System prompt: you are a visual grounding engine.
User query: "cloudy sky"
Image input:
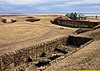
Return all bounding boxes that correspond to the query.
[0,0,100,14]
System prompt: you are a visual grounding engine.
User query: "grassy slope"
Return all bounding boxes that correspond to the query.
[44,29,100,71]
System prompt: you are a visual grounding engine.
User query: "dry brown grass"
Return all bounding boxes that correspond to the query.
[44,28,100,71]
[0,14,100,70]
[0,24,51,46]
[0,14,76,53]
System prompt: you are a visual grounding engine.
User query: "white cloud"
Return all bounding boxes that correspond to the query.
[0,0,100,13]
[0,0,44,4]
[0,0,67,5]
[37,6,48,10]
[65,0,100,5]
[0,0,100,5]
[83,0,100,3]
[65,1,82,4]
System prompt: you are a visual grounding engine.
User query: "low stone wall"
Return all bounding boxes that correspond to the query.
[0,36,67,71]
[53,19,100,28]
[0,36,93,71]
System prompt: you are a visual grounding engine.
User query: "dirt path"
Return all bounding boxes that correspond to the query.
[0,23,57,54]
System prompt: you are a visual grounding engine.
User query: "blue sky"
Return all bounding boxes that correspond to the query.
[0,0,100,14]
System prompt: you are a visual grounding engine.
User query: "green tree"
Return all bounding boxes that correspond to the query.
[74,12,77,19]
[65,12,78,19]
[70,12,74,19]
[65,13,68,16]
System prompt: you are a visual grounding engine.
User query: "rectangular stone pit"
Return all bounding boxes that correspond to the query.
[66,36,93,47]
[0,35,93,71]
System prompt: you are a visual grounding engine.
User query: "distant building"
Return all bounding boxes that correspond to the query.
[66,12,86,20]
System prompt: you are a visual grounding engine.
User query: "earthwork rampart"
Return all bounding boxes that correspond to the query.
[52,18,100,28]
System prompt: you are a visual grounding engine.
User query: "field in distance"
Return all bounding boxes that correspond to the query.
[0,14,76,53]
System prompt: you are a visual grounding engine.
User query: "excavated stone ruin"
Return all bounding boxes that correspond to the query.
[39,52,47,57]
[54,48,68,54]
[51,16,100,28]
[27,57,33,63]
[0,17,17,23]
[26,16,40,22]
[67,36,92,47]
[74,29,90,34]
[48,54,61,61]
[33,36,93,70]
[35,60,50,67]
[0,36,93,71]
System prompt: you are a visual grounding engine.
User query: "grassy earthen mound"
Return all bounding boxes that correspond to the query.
[26,16,40,22]
[50,16,71,24]
[0,17,17,24]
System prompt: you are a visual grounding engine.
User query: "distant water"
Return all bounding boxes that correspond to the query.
[84,13,100,16]
[0,12,100,16]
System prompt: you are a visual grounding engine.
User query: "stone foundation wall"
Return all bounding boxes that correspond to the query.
[0,36,67,71]
[53,19,100,28]
[67,36,92,47]
[0,36,93,71]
